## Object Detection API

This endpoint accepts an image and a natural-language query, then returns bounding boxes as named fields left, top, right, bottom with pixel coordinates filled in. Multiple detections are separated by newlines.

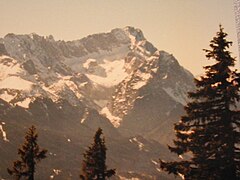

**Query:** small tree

left=160, top=25, right=240, bottom=179
left=80, top=128, right=115, bottom=180
left=7, top=125, right=47, bottom=180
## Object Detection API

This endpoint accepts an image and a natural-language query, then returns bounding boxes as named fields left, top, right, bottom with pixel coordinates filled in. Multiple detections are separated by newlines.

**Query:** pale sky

left=0, top=0, right=238, bottom=75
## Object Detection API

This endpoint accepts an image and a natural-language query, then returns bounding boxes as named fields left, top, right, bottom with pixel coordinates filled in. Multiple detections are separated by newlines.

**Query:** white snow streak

left=178, top=173, right=185, bottom=180
left=132, top=81, right=147, bottom=90
left=0, top=124, right=9, bottom=142
left=151, top=160, right=158, bottom=165
left=162, top=74, right=168, bottom=79
left=179, top=155, right=183, bottom=159
left=100, top=107, right=121, bottom=128
left=129, top=137, right=144, bottom=151
left=179, top=130, right=194, bottom=135
left=83, top=59, right=97, bottom=69
left=80, top=108, right=89, bottom=124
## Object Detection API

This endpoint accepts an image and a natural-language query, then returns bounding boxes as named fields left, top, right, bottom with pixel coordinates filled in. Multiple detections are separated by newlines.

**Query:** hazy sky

left=0, top=0, right=238, bottom=75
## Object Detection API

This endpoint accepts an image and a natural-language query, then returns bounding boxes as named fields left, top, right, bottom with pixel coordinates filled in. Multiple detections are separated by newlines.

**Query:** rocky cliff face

left=0, top=27, right=160, bottom=108
left=114, top=51, right=193, bottom=143
left=0, top=27, right=194, bottom=179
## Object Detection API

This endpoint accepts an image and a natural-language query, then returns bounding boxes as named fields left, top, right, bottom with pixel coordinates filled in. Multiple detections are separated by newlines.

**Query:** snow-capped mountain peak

left=0, top=27, right=195, bottom=179
left=0, top=27, right=194, bottom=132
left=124, top=26, right=145, bottom=44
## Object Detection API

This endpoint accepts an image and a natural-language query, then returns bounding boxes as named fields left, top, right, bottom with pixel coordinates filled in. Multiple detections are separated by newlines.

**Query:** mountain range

left=0, top=27, right=194, bottom=179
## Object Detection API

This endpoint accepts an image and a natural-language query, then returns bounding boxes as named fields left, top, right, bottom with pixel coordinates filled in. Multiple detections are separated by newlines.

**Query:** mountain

left=108, top=51, right=194, bottom=143
left=0, top=27, right=194, bottom=179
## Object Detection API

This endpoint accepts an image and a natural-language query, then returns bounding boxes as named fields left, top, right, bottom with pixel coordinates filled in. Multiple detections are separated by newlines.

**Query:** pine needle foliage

left=160, top=25, right=240, bottom=179
left=80, top=128, right=115, bottom=180
left=7, top=125, right=47, bottom=180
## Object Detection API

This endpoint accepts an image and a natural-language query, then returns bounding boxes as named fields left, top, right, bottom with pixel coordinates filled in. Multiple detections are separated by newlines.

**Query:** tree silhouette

left=7, top=125, right=47, bottom=180
left=160, top=25, right=240, bottom=179
left=80, top=128, right=115, bottom=180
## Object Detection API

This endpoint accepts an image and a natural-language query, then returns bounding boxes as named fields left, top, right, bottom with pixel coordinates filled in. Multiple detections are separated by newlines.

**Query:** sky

left=0, top=0, right=238, bottom=75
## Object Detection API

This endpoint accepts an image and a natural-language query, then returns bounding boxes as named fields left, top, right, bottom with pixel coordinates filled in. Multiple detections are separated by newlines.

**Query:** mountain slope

left=0, top=97, right=175, bottom=179
left=0, top=26, right=194, bottom=179
left=0, top=27, right=159, bottom=109
left=105, top=50, right=194, bottom=144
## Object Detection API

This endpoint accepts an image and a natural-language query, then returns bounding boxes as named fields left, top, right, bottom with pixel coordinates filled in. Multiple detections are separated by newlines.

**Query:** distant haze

left=0, top=0, right=238, bottom=75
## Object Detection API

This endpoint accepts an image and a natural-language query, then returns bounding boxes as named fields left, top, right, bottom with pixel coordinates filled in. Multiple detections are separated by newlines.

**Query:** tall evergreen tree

left=160, top=25, right=240, bottom=179
left=7, top=125, right=47, bottom=180
left=80, top=128, right=115, bottom=180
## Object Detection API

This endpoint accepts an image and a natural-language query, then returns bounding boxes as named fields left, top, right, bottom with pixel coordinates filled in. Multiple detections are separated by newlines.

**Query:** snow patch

left=136, top=96, right=144, bottom=100
left=83, top=59, right=97, bottom=69
left=0, top=124, right=9, bottom=142
left=53, top=169, right=61, bottom=175
left=179, top=155, right=183, bottom=159
left=45, top=77, right=83, bottom=100
left=132, top=81, right=147, bottom=90
left=151, top=68, right=158, bottom=73
left=129, top=137, right=144, bottom=151
left=178, top=173, right=185, bottom=180
left=0, top=76, right=33, bottom=91
left=29, top=33, right=34, bottom=39
left=178, top=130, right=194, bottom=135
left=16, top=97, right=32, bottom=108
left=132, top=72, right=152, bottom=90
left=100, top=107, right=121, bottom=128
left=49, top=152, right=57, bottom=156
left=86, top=59, right=127, bottom=87
left=0, top=56, right=23, bottom=80
left=80, top=108, right=89, bottom=124
left=79, top=82, right=88, bottom=87
left=64, top=45, right=129, bottom=72
left=151, top=160, right=158, bottom=165
left=0, top=91, right=17, bottom=102
left=50, top=169, right=62, bottom=179
left=162, top=74, right=168, bottom=79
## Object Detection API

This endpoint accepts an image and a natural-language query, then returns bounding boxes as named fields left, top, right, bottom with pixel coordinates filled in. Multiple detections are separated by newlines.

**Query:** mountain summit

left=0, top=27, right=194, bottom=179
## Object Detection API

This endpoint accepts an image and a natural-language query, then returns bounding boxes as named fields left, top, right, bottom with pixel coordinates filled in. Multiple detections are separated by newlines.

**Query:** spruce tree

left=160, top=25, right=240, bottom=179
left=80, top=128, right=115, bottom=180
left=7, top=125, right=47, bottom=180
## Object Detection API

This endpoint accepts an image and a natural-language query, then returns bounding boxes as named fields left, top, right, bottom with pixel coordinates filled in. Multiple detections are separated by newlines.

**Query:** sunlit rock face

left=0, top=27, right=194, bottom=179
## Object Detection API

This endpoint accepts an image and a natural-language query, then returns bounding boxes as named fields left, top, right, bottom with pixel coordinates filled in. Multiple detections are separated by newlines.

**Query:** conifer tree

left=160, top=25, right=240, bottom=179
left=7, top=125, right=47, bottom=180
left=80, top=128, right=115, bottom=180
